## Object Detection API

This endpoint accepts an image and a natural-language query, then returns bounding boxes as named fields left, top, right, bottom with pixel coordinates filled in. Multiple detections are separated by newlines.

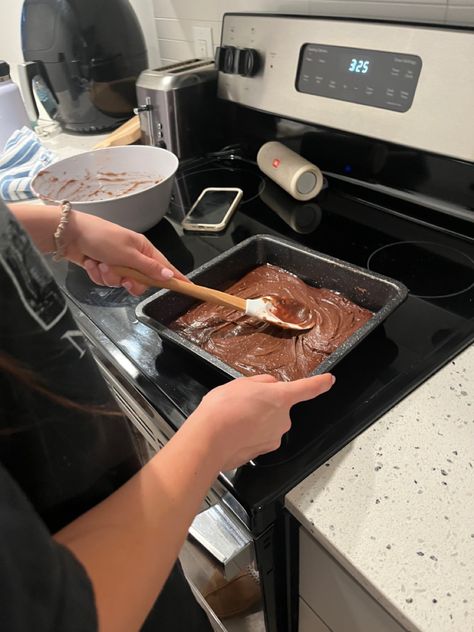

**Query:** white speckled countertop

left=39, top=126, right=109, bottom=158
left=286, top=344, right=474, bottom=632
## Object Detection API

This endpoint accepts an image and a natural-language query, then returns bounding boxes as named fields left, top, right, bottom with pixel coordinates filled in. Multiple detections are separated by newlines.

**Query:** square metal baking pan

left=136, top=234, right=408, bottom=379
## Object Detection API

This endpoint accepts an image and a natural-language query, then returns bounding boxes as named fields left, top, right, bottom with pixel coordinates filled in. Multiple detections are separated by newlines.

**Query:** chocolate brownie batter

left=170, top=264, right=373, bottom=381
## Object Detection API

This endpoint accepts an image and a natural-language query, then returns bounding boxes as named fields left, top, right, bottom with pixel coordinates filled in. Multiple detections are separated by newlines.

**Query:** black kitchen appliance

left=48, top=14, right=474, bottom=632
left=20, top=0, right=148, bottom=133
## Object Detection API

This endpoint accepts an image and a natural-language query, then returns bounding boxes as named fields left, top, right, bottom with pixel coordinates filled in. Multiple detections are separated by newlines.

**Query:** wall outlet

left=192, top=26, right=214, bottom=59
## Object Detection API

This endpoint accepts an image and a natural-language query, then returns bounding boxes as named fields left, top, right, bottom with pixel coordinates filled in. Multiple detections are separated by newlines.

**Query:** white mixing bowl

left=31, top=145, right=179, bottom=233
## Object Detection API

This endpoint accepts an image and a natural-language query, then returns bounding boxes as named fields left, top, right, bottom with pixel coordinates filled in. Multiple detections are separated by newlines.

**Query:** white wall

left=152, top=0, right=474, bottom=63
left=129, top=0, right=161, bottom=68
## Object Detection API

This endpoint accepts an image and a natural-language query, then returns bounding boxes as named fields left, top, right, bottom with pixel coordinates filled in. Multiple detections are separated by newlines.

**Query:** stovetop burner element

left=367, top=240, right=474, bottom=299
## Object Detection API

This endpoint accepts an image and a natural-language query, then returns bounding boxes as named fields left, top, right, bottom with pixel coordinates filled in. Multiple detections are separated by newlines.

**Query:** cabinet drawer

left=299, top=528, right=407, bottom=632
left=299, top=597, right=331, bottom=632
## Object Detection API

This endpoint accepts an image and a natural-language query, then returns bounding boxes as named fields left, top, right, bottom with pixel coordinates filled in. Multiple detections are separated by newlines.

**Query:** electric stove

left=54, top=152, right=474, bottom=533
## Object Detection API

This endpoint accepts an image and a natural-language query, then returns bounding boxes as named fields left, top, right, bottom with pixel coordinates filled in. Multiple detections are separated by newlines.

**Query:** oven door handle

left=189, top=504, right=254, bottom=580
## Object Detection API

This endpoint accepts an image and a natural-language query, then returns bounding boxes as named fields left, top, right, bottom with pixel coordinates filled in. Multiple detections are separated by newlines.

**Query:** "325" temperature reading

left=348, top=59, right=370, bottom=73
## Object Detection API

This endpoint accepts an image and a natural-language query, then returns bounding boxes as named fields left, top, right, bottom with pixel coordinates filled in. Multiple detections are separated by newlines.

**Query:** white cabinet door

left=299, top=528, right=407, bottom=632
left=299, top=597, right=331, bottom=632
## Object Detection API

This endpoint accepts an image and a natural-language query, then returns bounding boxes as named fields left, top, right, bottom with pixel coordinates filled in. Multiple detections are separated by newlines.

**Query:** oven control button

left=239, top=48, right=260, bottom=77
left=215, top=46, right=226, bottom=71
left=223, top=46, right=237, bottom=73
left=215, top=46, right=237, bottom=73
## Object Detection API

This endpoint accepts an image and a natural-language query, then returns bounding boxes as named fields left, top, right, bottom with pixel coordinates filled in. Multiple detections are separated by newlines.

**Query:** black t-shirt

left=0, top=202, right=142, bottom=630
left=0, top=202, right=213, bottom=632
left=0, top=461, right=97, bottom=631
left=0, top=202, right=143, bottom=529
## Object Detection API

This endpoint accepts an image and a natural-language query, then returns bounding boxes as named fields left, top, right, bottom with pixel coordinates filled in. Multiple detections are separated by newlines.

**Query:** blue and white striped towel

left=0, top=126, right=56, bottom=202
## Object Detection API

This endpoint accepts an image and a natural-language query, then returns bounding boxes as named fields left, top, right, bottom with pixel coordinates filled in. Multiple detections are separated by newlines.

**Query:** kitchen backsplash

left=152, top=0, right=474, bottom=64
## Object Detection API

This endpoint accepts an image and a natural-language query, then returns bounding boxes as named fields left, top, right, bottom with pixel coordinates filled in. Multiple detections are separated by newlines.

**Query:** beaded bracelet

left=52, top=200, right=72, bottom=261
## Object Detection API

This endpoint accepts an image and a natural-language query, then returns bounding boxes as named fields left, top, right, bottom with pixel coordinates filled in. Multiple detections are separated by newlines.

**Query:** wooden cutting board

left=94, top=115, right=141, bottom=149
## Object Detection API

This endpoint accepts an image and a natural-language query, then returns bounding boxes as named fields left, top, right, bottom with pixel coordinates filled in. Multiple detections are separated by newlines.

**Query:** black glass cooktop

left=52, top=157, right=474, bottom=534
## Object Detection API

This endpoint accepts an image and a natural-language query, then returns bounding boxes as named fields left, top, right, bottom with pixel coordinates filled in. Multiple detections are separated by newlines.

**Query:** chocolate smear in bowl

left=35, top=169, right=163, bottom=202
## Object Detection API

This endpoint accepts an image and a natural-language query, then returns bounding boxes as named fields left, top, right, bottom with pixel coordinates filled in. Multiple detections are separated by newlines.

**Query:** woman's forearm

left=8, top=203, right=61, bottom=253
left=53, top=412, right=220, bottom=632
left=52, top=365, right=334, bottom=632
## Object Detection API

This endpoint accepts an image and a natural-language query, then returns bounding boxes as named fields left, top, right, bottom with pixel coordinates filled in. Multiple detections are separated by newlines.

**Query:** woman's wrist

left=28, top=203, right=77, bottom=257
left=51, top=201, right=73, bottom=260
left=58, top=207, right=81, bottom=261
left=181, top=409, right=224, bottom=478
left=8, top=203, right=62, bottom=254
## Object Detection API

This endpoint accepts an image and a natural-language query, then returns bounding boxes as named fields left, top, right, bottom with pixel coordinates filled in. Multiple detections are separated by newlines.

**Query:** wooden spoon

left=112, top=265, right=314, bottom=331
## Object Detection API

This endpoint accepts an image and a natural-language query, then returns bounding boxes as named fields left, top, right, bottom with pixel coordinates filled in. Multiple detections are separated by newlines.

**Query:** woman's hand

left=186, top=373, right=335, bottom=471
left=8, top=203, right=186, bottom=294
left=64, top=210, right=187, bottom=295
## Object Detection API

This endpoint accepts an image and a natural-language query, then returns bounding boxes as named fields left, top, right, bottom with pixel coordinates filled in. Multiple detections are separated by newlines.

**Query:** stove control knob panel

left=215, top=46, right=260, bottom=76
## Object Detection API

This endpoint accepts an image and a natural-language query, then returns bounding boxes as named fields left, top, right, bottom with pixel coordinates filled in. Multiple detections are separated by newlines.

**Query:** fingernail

left=99, top=262, right=109, bottom=273
left=122, top=281, right=132, bottom=291
left=161, top=267, right=174, bottom=280
left=330, top=374, right=336, bottom=385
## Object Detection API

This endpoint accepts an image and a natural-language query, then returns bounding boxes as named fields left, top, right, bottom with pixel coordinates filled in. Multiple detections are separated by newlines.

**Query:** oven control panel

left=296, top=44, right=422, bottom=112
left=218, top=14, right=474, bottom=162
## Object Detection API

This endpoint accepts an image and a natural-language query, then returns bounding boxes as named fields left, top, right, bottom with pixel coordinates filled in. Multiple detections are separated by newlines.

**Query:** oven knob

left=215, top=46, right=237, bottom=73
left=239, top=48, right=260, bottom=77
left=223, top=46, right=237, bottom=74
left=214, top=46, right=226, bottom=71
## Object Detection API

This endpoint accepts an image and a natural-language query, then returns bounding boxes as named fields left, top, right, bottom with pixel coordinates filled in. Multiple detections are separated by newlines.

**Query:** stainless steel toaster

left=135, top=59, right=219, bottom=159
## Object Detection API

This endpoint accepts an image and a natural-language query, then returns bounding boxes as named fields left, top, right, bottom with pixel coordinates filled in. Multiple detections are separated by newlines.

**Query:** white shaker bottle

left=257, top=141, right=324, bottom=201
left=0, top=61, right=31, bottom=152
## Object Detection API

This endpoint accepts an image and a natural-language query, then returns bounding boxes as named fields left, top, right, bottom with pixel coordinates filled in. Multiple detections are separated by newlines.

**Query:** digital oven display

left=296, top=44, right=422, bottom=112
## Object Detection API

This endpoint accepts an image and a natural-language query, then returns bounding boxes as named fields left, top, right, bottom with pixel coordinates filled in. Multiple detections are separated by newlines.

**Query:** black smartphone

left=181, top=187, right=243, bottom=232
